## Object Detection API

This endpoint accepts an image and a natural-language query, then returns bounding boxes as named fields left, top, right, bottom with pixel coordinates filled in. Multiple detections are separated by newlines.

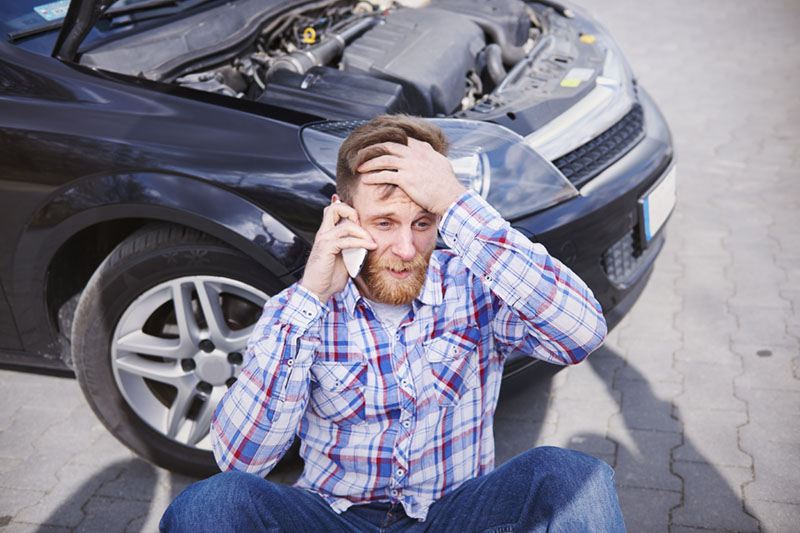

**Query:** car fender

left=11, top=171, right=309, bottom=359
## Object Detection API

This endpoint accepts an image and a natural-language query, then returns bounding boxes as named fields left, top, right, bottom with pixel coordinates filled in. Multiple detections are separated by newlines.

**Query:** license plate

left=639, top=166, right=676, bottom=246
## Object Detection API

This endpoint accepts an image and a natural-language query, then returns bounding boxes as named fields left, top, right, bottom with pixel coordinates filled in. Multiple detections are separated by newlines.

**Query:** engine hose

left=467, top=17, right=527, bottom=66
left=484, top=43, right=506, bottom=87
left=266, top=16, right=381, bottom=78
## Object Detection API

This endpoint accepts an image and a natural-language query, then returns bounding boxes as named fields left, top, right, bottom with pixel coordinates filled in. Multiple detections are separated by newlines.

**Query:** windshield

left=2, top=0, right=213, bottom=55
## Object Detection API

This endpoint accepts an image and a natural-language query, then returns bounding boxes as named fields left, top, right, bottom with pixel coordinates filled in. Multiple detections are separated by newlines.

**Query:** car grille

left=553, top=104, right=645, bottom=187
left=601, top=226, right=661, bottom=287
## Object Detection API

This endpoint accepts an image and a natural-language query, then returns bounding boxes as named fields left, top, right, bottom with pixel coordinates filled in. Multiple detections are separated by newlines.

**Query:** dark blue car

left=0, top=0, right=675, bottom=475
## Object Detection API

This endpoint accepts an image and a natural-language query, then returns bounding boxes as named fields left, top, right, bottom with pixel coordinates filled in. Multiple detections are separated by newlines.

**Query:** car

left=0, top=0, right=675, bottom=476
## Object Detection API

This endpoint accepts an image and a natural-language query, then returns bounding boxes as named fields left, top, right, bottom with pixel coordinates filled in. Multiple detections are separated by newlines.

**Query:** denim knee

left=160, top=471, right=275, bottom=532
left=187, top=471, right=269, bottom=506
left=495, top=447, right=621, bottom=530
left=521, top=446, right=614, bottom=482
left=507, top=447, right=618, bottom=507
left=206, top=470, right=271, bottom=496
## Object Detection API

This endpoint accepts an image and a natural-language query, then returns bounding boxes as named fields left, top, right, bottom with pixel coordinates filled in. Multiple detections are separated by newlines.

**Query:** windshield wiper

left=103, top=0, right=212, bottom=26
left=106, top=0, right=180, bottom=17
left=8, top=0, right=208, bottom=41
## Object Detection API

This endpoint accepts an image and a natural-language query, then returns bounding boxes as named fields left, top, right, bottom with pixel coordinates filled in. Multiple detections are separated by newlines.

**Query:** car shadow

left=38, top=459, right=158, bottom=530
left=493, top=346, right=762, bottom=531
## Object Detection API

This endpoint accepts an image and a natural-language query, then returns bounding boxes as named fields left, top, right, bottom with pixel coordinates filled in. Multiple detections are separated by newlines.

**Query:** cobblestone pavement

left=2, top=0, right=799, bottom=531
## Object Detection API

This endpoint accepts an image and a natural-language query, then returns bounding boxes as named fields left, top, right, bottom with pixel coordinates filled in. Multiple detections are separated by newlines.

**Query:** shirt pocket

left=424, top=326, right=481, bottom=406
left=309, top=360, right=368, bottom=426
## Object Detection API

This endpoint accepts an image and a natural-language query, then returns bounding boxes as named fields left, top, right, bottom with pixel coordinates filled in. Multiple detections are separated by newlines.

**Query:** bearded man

left=160, top=115, right=625, bottom=532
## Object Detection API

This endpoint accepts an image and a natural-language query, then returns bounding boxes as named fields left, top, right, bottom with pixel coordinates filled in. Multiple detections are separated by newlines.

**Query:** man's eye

left=377, top=221, right=391, bottom=228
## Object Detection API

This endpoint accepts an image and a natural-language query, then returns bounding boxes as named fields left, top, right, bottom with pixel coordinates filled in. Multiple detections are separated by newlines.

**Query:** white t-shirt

left=365, top=299, right=412, bottom=333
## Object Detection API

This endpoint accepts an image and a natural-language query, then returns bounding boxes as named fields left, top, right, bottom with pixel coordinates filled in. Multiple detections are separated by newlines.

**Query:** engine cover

left=430, top=0, right=531, bottom=48
left=342, top=7, right=485, bottom=116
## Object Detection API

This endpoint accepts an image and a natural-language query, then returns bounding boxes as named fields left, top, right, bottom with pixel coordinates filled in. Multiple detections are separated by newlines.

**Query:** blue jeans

left=160, top=447, right=625, bottom=532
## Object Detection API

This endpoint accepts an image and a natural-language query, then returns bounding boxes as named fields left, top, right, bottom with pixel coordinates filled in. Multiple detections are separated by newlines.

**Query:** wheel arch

left=13, top=171, right=309, bottom=361
left=69, top=222, right=279, bottom=475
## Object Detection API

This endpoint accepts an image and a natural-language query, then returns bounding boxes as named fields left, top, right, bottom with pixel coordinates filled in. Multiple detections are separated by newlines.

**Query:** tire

left=71, top=223, right=285, bottom=477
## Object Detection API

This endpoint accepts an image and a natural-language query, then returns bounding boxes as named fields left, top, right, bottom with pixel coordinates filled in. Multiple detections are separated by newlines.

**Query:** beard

left=359, top=248, right=433, bottom=306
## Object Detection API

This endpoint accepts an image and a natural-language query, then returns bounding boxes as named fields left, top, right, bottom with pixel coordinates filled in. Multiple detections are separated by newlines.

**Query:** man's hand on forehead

left=357, top=138, right=467, bottom=215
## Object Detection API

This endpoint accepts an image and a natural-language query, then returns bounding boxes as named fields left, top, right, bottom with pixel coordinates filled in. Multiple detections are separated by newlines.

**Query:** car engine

left=81, top=0, right=542, bottom=119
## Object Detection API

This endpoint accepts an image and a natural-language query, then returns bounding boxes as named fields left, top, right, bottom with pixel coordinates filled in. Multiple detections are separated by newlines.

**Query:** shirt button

left=402, top=420, right=411, bottom=428
left=401, top=379, right=410, bottom=388
left=391, top=489, right=399, bottom=497
left=396, top=468, right=404, bottom=477
left=286, top=359, right=294, bottom=367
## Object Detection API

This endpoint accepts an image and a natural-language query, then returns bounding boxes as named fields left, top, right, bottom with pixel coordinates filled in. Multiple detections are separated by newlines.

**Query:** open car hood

left=52, top=0, right=114, bottom=61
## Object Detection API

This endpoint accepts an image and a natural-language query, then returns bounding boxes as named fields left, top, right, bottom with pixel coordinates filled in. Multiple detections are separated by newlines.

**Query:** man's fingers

left=359, top=169, right=403, bottom=186
left=327, top=221, right=376, bottom=250
left=337, top=235, right=377, bottom=253
left=357, top=154, right=403, bottom=174
left=334, top=202, right=360, bottom=227
left=405, top=137, right=429, bottom=149
left=319, top=200, right=359, bottom=232
left=318, top=203, right=339, bottom=232
left=339, top=224, right=376, bottom=249
left=357, top=141, right=408, bottom=159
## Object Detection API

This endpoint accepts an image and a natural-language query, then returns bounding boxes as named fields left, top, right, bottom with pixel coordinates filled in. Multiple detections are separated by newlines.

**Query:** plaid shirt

left=211, top=190, right=607, bottom=520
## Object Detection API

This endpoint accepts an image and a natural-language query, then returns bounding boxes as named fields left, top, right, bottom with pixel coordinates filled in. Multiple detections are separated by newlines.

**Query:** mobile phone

left=342, top=246, right=367, bottom=278
left=335, top=200, right=367, bottom=277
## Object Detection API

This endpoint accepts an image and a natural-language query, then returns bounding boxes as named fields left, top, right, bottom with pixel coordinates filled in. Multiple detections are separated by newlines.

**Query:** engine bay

left=79, top=0, right=602, bottom=122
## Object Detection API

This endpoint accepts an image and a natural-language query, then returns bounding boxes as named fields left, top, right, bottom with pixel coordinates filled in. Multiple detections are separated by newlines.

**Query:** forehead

left=352, top=182, right=427, bottom=219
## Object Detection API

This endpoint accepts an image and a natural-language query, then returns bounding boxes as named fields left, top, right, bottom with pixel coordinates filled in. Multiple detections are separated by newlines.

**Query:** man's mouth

left=385, top=268, right=412, bottom=279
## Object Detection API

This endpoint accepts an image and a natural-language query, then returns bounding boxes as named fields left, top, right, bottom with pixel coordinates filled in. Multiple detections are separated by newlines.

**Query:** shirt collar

left=337, top=252, right=444, bottom=316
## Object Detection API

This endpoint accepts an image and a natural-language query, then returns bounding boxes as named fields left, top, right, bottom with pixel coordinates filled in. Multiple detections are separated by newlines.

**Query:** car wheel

left=71, top=223, right=284, bottom=476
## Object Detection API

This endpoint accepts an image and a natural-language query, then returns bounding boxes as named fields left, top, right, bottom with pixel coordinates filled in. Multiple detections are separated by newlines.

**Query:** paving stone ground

left=2, top=0, right=799, bottom=531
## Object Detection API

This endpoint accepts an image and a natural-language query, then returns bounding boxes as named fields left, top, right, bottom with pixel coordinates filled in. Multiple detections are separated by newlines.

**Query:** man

left=161, top=115, right=624, bottom=532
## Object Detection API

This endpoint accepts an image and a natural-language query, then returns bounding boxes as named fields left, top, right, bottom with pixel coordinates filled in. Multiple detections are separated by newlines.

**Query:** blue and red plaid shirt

left=211, top=190, right=607, bottom=520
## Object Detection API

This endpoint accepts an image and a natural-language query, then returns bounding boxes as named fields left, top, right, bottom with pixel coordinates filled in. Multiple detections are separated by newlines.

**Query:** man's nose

left=391, top=229, right=417, bottom=262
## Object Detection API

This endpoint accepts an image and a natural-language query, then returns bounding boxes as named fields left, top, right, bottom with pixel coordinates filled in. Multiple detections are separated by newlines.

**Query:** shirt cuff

left=280, top=284, right=325, bottom=330
left=439, top=189, right=505, bottom=253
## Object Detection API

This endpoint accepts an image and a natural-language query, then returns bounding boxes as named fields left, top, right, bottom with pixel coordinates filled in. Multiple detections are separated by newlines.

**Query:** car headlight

left=301, top=118, right=578, bottom=220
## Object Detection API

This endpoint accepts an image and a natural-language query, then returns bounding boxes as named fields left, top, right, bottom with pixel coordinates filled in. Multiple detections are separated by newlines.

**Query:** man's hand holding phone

left=300, top=197, right=375, bottom=303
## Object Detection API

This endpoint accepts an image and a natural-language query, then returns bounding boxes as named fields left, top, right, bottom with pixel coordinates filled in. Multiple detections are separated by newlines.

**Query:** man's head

left=336, top=114, right=450, bottom=204
left=335, top=115, right=450, bottom=305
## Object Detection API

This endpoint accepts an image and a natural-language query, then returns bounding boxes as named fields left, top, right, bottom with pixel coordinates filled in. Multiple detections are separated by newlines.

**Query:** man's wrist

left=433, top=182, right=468, bottom=215
left=284, top=284, right=325, bottom=328
left=298, top=279, right=331, bottom=305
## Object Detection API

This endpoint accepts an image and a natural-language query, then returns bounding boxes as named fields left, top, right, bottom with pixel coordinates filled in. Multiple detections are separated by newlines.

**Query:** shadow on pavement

left=494, top=346, right=762, bottom=530
left=43, top=345, right=760, bottom=530
left=39, top=459, right=158, bottom=531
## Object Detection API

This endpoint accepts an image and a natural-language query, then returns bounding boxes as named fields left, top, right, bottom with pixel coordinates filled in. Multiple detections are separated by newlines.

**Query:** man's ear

left=331, top=193, right=340, bottom=204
